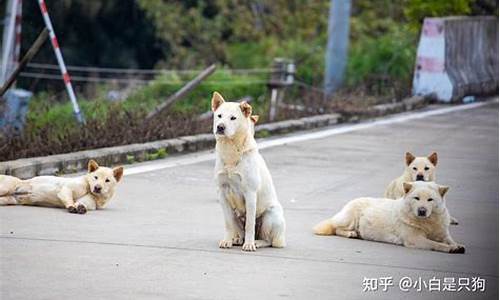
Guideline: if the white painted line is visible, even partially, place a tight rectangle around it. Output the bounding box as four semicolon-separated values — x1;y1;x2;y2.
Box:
125;100;495;176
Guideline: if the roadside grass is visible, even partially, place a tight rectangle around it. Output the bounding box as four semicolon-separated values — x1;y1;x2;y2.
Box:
2;69;270;161
25;69;268;135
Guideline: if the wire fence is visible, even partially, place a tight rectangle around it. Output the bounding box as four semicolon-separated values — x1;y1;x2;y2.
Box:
26;63;276;75
19;63;274;86
19;71;268;85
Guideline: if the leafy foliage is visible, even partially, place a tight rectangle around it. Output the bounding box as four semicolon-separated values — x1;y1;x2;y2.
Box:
3;0;497;160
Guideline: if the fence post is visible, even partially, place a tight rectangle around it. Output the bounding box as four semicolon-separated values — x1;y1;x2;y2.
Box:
267;58;295;122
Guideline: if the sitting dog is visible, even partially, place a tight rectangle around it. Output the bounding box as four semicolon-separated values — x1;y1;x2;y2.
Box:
384;152;438;199
0;160;123;214
313;181;465;254
384;152;458;225
211;91;286;251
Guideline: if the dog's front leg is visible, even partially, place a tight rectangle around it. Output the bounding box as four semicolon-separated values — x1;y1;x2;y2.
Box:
442;232;465;249
242;191;257;252
57;186;77;213
404;235;465;254
74;194;97;214
219;195;243;249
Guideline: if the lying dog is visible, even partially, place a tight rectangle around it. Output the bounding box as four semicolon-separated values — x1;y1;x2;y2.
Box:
0;160;123;214
313;181;465;254
385;152;458;225
212;91;286;251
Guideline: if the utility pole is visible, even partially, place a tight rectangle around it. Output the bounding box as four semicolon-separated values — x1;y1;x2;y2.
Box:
324;0;351;95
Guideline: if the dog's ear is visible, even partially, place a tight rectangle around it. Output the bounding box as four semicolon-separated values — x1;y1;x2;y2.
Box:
88;160;99;173
250;115;259;124
403;182;413;194
240;101;252;118
405;152;416;166
438;185;449;198
428;152;438;166
113;166;124;182
211;92;225;112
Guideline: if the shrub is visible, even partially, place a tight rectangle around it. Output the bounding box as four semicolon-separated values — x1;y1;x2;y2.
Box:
346;25;416;97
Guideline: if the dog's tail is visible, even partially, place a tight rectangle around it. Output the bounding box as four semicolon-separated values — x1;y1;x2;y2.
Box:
313;218;336;235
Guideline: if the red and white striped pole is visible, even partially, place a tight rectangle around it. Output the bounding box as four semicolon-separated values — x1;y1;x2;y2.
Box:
13;0;22;70
38;0;85;124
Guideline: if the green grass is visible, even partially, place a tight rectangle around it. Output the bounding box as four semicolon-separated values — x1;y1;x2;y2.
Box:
25;68;269;136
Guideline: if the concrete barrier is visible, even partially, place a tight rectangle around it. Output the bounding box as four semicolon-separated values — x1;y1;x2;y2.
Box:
412;16;498;102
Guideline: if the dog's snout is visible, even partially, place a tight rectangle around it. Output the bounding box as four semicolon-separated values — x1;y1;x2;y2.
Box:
417;207;427;217
93;185;102;193
216;124;225;134
416;174;425;181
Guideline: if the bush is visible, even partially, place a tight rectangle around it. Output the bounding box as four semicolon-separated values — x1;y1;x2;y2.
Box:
346;25;416;97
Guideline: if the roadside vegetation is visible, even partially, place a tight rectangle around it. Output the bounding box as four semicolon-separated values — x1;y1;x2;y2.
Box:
1;0;496;161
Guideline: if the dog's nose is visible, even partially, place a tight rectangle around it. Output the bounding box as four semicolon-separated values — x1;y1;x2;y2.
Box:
216;124;225;134
417;207;427;217
93;185;102;193
416;174;425;181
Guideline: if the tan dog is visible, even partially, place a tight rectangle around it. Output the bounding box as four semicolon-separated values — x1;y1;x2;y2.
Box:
0;160;123;214
314;181;465;254
384;152;438;199
212;92;286;251
385;152;458;225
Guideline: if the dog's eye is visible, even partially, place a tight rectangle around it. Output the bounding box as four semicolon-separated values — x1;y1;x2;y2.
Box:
427;198;433;202
230;116;236;120
424;166;429;171
94;176;98;180
105;178;110;183
218;114;222;118
414;197;420;201
412;167;417;171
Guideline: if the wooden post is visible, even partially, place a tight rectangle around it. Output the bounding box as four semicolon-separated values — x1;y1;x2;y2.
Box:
146;64;217;120
267;58;295;121
0;28;49;97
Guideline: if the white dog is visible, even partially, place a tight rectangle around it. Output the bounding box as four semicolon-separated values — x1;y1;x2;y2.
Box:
385;152;458;225
211;91;286;251
0;160;123;214
314;181;465;253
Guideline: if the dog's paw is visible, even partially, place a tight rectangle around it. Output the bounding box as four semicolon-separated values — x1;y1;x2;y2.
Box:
232;237;244;246
219;240;233;249
242;242;257;252
67;206;78;214
449;245;465;254
76;204;87;214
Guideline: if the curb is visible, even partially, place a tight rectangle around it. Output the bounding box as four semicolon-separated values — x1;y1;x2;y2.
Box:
0;96;427;179
0;113;342;178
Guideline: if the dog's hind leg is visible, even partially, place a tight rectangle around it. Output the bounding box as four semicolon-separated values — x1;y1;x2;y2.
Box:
259;206;286;248
335;229;358;238
0;175;22;196
314;203;357;236
0;176;26;206
0;196;17;205
255;240;272;248
449;215;459;225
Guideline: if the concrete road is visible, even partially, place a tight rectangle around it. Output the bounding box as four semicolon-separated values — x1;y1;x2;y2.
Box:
1;101;498;299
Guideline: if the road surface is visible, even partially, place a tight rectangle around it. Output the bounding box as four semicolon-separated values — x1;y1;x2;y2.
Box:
1;101;498;299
